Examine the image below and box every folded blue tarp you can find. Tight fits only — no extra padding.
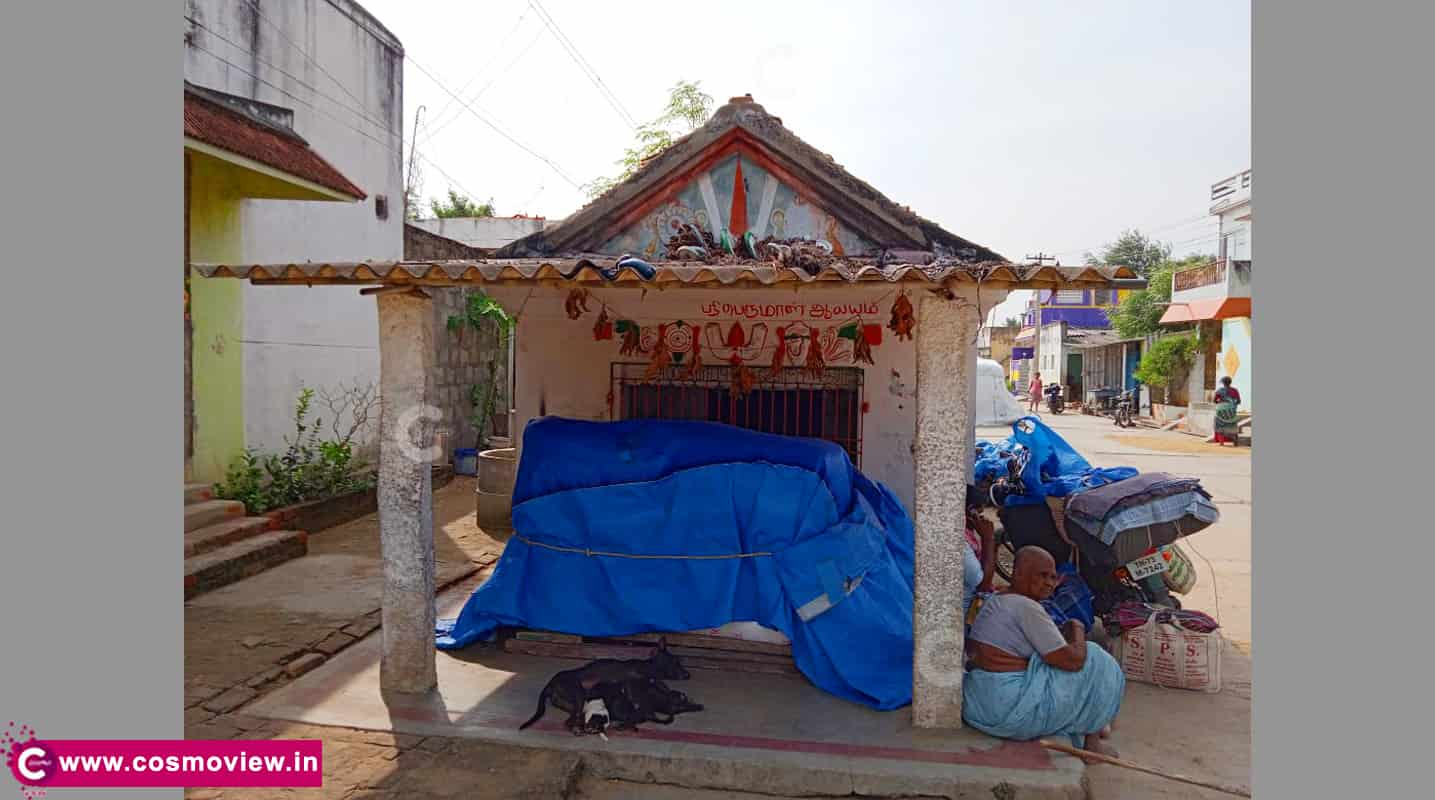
[436,417,918,710]
[975,416,1138,506]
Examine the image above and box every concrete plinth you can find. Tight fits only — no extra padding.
[376,290,438,694]
[243,583,1086,799]
[911,290,978,729]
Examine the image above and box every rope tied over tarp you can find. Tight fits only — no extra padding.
[513,532,774,560]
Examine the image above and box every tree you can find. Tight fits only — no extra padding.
[430,189,495,219]
[1107,254,1211,340]
[1133,334,1198,403]
[1085,229,1173,279]
[1002,315,1023,328]
[583,80,715,199]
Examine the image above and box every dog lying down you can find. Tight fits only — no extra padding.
[575,677,705,738]
[518,638,703,737]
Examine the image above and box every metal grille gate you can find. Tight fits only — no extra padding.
[611,363,864,466]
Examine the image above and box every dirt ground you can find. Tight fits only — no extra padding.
[1109,432,1252,457]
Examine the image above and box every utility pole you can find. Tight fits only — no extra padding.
[404,105,426,221]
[1025,253,1056,398]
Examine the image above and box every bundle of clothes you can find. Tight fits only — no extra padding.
[971,417,1220,625]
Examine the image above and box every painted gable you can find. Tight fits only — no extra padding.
[600,153,877,259]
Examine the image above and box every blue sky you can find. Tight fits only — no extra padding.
[365,0,1250,320]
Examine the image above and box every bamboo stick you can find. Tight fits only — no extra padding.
[1039,740,1250,798]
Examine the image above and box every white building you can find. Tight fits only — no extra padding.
[409,216,556,251]
[183,0,403,478]
[1160,168,1253,419]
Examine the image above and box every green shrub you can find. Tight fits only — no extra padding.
[1132,335,1197,402]
[215,388,375,514]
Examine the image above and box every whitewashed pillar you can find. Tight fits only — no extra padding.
[376,289,437,694]
[911,289,979,728]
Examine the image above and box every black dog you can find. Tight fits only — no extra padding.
[518,638,691,732]
[607,677,705,729]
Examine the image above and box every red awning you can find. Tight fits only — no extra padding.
[184,89,366,200]
[1159,297,1251,324]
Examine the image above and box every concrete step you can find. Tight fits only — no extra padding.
[184,516,276,558]
[184,530,308,600]
[185,499,245,533]
[184,483,214,505]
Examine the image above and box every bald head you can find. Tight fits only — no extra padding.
[1011,546,1061,601]
[1013,546,1055,575]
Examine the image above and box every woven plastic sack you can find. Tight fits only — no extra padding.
[1161,544,1197,595]
[1111,609,1222,693]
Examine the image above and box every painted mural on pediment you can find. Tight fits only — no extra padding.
[600,154,877,259]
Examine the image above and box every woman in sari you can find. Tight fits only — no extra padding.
[963,546,1124,759]
[1213,376,1242,446]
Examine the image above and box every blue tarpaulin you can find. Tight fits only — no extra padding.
[435,417,919,710]
[975,416,1138,505]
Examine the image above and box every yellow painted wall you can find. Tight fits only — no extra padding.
[188,154,246,482]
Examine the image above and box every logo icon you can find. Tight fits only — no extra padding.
[4,723,51,799]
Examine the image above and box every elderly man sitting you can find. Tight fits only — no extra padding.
[963,546,1125,758]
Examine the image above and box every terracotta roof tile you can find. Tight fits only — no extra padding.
[184,87,365,200]
[192,258,1141,289]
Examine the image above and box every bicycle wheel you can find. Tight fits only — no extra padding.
[994,529,1018,584]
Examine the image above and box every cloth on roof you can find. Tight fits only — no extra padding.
[963,642,1125,749]
[435,417,918,710]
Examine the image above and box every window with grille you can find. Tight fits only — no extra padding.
[612,363,864,465]
[1056,289,1085,304]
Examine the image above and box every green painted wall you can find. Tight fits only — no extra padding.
[188,155,246,483]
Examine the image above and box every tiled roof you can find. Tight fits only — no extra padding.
[184,84,366,200]
[192,258,1140,289]
[495,96,1006,263]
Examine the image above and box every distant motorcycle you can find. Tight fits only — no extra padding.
[1112,390,1136,428]
[1044,384,1065,414]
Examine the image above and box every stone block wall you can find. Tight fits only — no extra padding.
[403,224,510,459]
[430,289,510,459]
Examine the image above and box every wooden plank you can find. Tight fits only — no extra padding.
[504,639,644,662]
[680,654,800,676]
[618,631,792,658]
[503,639,800,676]
[513,630,583,644]
[587,639,796,667]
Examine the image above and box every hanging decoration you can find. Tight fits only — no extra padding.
[565,288,592,320]
[618,320,643,356]
[593,305,614,341]
[643,324,673,382]
[889,290,916,341]
[682,332,703,380]
[768,325,790,377]
[847,319,876,365]
[804,328,827,378]
[563,288,906,375]
[731,364,756,398]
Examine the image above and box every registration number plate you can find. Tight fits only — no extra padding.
[1126,550,1170,581]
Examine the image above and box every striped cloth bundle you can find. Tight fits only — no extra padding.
[1105,601,1220,634]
